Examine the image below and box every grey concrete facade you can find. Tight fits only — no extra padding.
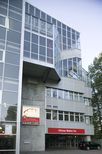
[20,78,46,151]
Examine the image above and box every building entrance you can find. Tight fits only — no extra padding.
[45,134,83,149]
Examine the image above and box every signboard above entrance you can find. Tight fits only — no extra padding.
[48,128,85,134]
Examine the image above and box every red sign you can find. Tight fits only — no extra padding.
[48,128,85,134]
[22,117,40,123]
[22,106,40,125]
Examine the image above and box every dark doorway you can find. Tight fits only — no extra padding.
[45,134,83,150]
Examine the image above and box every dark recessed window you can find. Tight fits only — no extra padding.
[58,27,61,34]
[57,20,61,27]
[52,18,56,25]
[47,15,51,23]
[67,26,71,32]
[30,5,34,16]
[35,8,40,18]
[62,23,66,29]
[72,33,75,40]
[63,29,66,36]
[41,11,46,21]
[63,37,66,44]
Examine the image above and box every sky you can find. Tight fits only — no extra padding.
[29,0,102,71]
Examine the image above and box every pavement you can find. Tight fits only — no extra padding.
[21,149,102,154]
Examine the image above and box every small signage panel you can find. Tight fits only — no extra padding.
[22,106,40,125]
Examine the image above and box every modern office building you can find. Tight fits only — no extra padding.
[0,0,94,153]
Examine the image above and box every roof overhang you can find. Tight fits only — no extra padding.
[23,61,60,83]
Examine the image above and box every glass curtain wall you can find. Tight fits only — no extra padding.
[0,0,22,153]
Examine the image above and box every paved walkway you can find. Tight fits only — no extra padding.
[21,149,102,154]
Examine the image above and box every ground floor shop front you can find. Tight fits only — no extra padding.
[45,134,85,150]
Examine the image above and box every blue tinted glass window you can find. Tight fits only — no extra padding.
[31,43,38,53]
[0,15,5,26]
[47,15,51,23]
[40,20,46,34]
[25,14,31,29]
[4,64,19,79]
[40,36,46,46]
[63,44,66,50]
[62,24,66,29]
[9,0,22,9]
[31,53,38,60]
[0,63,3,76]
[67,31,71,38]
[24,41,30,51]
[57,21,61,27]
[41,11,46,21]
[47,48,53,57]
[24,51,30,58]
[68,59,72,71]
[47,39,53,48]
[35,8,40,18]
[9,11,22,21]
[24,31,30,41]
[68,39,71,46]
[67,26,71,32]
[9,18,21,32]
[0,27,6,40]
[32,33,38,44]
[63,29,66,36]
[47,23,53,37]
[7,30,21,44]
[32,16,38,32]
[5,52,20,65]
[2,91,18,105]
[72,29,75,33]
[0,6,7,16]
[72,33,75,40]
[63,37,66,44]
[58,27,61,34]
[30,5,34,16]
[25,2,29,13]
[63,59,67,69]
[52,18,56,25]
[39,46,46,55]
